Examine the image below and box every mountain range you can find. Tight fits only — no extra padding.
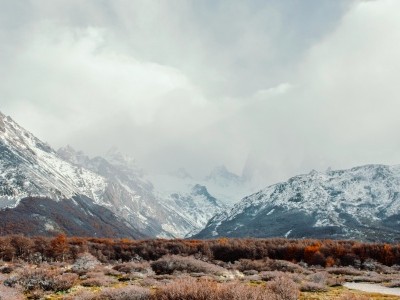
[195,165,400,242]
[2,111,400,242]
[0,111,226,238]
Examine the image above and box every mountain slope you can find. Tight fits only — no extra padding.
[195,165,400,242]
[0,112,144,238]
[58,146,226,238]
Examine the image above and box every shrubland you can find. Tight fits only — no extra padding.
[1,235,400,299]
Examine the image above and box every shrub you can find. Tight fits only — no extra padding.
[81,272,117,287]
[267,276,300,300]
[71,252,100,273]
[94,286,151,300]
[300,281,328,292]
[236,259,305,273]
[150,255,224,275]
[17,269,77,292]
[52,273,79,291]
[17,269,57,291]
[113,262,151,274]
[326,267,363,276]
[153,277,274,300]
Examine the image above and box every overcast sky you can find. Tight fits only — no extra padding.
[1,0,400,185]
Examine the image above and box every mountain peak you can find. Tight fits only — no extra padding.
[206,165,242,187]
[105,147,135,167]
[57,145,90,166]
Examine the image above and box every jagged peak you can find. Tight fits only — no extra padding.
[206,165,242,186]
[57,145,90,166]
[105,146,135,167]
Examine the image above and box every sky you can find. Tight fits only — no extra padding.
[1,0,400,186]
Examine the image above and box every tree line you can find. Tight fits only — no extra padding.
[0,235,399,267]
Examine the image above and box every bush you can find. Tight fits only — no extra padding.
[326,267,363,276]
[71,253,100,273]
[236,259,305,273]
[96,286,151,300]
[113,262,151,274]
[267,276,300,300]
[300,281,328,292]
[153,277,275,300]
[81,272,117,287]
[17,269,78,292]
[150,255,224,275]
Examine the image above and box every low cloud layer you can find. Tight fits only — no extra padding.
[1,0,399,186]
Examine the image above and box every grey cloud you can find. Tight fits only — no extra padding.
[3,0,398,188]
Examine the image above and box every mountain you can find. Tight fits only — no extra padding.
[0,112,144,238]
[58,146,226,238]
[158,184,227,237]
[205,165,243,187]
[0,111,227,238]
[195,165,400,242]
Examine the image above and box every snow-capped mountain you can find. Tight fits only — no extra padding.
[58,146,226,238]
[0,111,144,238]
[0,111,226,238]
[205,165,243,187]
[195,165,400,242]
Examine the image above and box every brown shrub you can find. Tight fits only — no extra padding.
[71,252,100,273]
[300,281,328,292]
[153,277,275,300]
[236,259,305,273]
[267,276,300,300]
[150,255,225,275]
[113,261,151,274]
[81,272,117,287]
[17,269,56,291]
[86,285,151,300]
[326,267,363,276]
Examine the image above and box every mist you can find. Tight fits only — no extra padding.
[1,0,400,186]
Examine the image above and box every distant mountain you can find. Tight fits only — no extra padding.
[195,165,400,242]
[58,146,226,238]
[161,184,226,237]
[205,165,243,187]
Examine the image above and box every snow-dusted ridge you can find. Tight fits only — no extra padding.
[195,165,400,242]
[0,113,107,206]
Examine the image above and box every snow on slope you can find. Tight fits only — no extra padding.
[0,112,107,208]
[195,165,400,242]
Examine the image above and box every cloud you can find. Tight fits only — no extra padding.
[5,0,399,187]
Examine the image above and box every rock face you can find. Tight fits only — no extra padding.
[0,111,224,238]
[195,165,400,242]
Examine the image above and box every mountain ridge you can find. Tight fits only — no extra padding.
[194,164,400,242]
